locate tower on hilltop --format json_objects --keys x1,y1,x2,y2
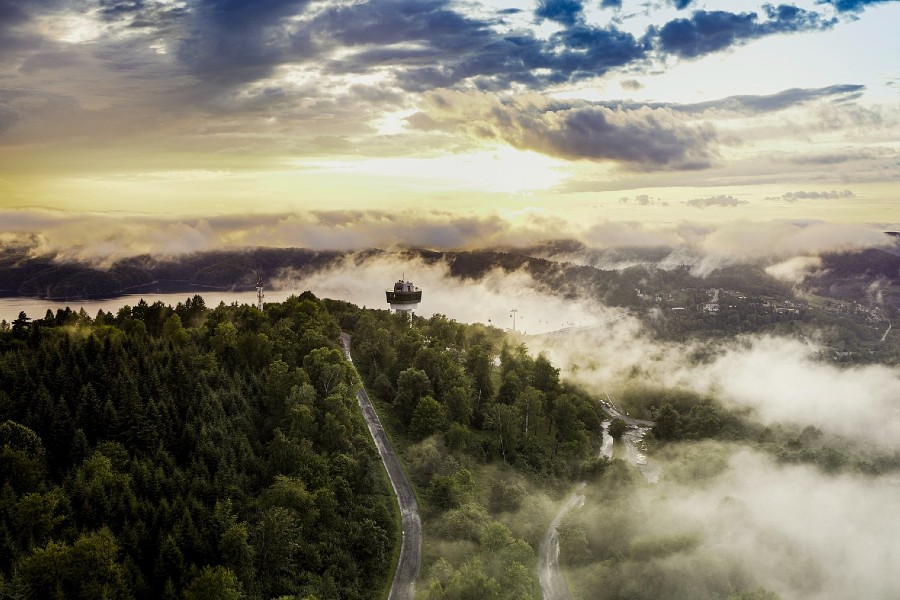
[
  {"x1": 386, "y1": 278, "x2": 421, "y2": 314},
  {"x1": 256, "y1": 275, "x2": 265, "y2": 312}
]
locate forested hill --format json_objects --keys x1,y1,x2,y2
[
  {"x1": 0, "y1": 294, "x2": 396, "y2": 599},
  {"x1": 0, "y1": 292, "x2": 615, "y2": 599},
  {"x1": 0, "y1": 247, "x2": 342, "y2": 299}
]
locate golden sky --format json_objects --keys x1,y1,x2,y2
[{"x1": 0, "y1": 0, "x2": 898, "y2": 254}]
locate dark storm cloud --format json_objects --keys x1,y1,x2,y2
[
  {"x1": 316, "y1": 0, "x2": 481, "y2": 47},
  {"x1": 323, "y1": 0, "x2": 647, "y2": 91},
  {"x1": 817, "y1": 0, "x2": 898, "y2": 12},
  {"x1": 601, "y1": 0, "x2": 623, "y2": 8},
  {"x1": 672, "y1": 0, "x2": 693, "y2": 8},
  {"x1": 656, "y1": 6, "x2": 835, "y2": 58},
  {"x1": 535, "y1": 0, "x2": 584, "y2": 25},
  {"x1": 176, "y1": 0, "x2": 316, "y2": 86},
  {"x1": 166, "y1": 0, "x2": 650, "y2": 96}
]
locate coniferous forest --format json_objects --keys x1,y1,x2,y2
[
  {"x1": 0, "y1": 293, "x2": 611, "y2": 599},
  {"x1": 0, "y1": 295, "x2": 397, "y2": 599}
]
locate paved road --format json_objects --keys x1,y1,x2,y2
[
  {"x1": 341, "y1": 333, "x2": 421, "y2": 600},
  {"x1": 539, "y1": 486, "x2": 585, "y2": 600}
]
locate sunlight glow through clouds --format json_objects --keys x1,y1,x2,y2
[
  {"x1": 302, "y1": 147, "x2": 569, "y2": 194},
  {"x1": 0, "y1": 0, "x2": 896, "y2": 227}
]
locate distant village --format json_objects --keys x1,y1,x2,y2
[{"x1": 635, "y1": 286, "x2": 888, "y2": 325}]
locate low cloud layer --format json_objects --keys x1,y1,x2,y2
[
  {"x1": 687, "y1": 336, "x2": 900, "y2": 448},
  {"x1": 592, "y1": 448, "x2": 900, "y2": 600},
  {"x1": 278, "y1": 252, "x2": 612, "y2": 335},
  {"x1": 1, "y1": 209, "x2": 893, "y2": 275},
  {"x1": 765, "y1": 255, "x2": 824, "y2": 283}
]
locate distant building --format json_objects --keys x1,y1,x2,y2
[
  {"x1": 256, "y1": 275, "x2": 265, "y2": 312},
  {"x1": 386, "y1": 279, "x2": 422, "y2": 314}
]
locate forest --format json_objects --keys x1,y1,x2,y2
[
  {"x1": 3, "y1": 292, "x2": 892, "y2": 599},
  {"x1": 0, "y1": 295, "x2": 397, "y2": 599},
  {"x1": 0, "y1": 292, "x2": 610, "y2": 599},
  {"x1": 327, "y1": 299, "x2": 611, "y2": 598}
]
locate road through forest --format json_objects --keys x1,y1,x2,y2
[
  {"x1": 341, "y1": 333, "x2": 421, "y2": 600},
  {"x1": 540, "y1": 393, "x2": 657, "y2": 600},
  {"x1": 538, "y1": 487, "x2": 585, "y2": 600}
]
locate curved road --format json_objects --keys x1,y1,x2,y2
[
  {"x1": 540, "y1": 393, "x2": 658, "y2": 600},
  {"x1": 539, "y1": 486, "x2": 585, "y2": 600},
  {"x1": 341, "y1": 333, "x2": 421, "y2": 600}
]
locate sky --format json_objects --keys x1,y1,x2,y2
[{"x1": 0, "y1": 0, "x2": 898, "y2": 255}]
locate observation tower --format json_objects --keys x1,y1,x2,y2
[
  {"x1": 256, "y1": 275, "x2": 265, "y2": 312},
  {"x1": 386, "y1": 278, "x2": 422, "y2": 314}
]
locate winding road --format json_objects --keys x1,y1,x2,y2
[
  {"x1": 341, "y1": 333, "x2": 421, "y2": 600},
  {"x1": 539, "y1": 486, "x2": 585, "y2": 600},
  {"x1": 539, "y1": 392, "x2": 658, "y2": 600}
]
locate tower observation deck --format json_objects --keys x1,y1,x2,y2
[{"x1": 386, "y1": 279, "x2": 422, "y2": 314}]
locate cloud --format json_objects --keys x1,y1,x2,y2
[
  {"x1": 523, "y1": 85, "x2": 866, "y2": 119},
  {"x1": 2, "y1": 210, "x2": 893, "y2": 284},
  {"x1": 0, "y1": 208, "x2": 564, "y2": 265},
  {"x1": 672, "y1": 84, "x2": 865, "y2": 115},
  {"x1": 411, "y1": 90, "x2": 718, "y2": 169},
  {"x1": 656, "y1": 7, "x2": 835, "y2": 59},
  {"x1": 571, "y1": 220, "x2": 893, "y2": 276},
  {"x1": 687, "y1": 336, "x2": 900, "y2": 448},
  {"x1": 672, "y1": 0, "x2": 693, "y2": 8},
  {"x1": 619, "y1": 194, "x2": 668, "y2": 206},
  {"x1": 535, "y1": 0, "x2": 584, "y2": 25},
  {"x1": 593, "y1": 449, "x2": 900, "y2": 600},
  {"x1": 765, "y1": 255, "x2": 823, "y2": 283},
  {"x1": 277, "y1": 251, "x2": 610, "y2": 334},
  {"x1": 320, "y1": 0, "x2": 756, "y2": 93},
  {"x1": 686, "y1": 195, "x2": 747, "y2": 208},
  {"x1": 695, "y1": 220, "x2": 891, "y2": 265},
  {"x1": 777, "y1": 190, "x2": 856, "y2": 202},
  {"x1": 786, "y1": 147, "x2": 893, "y2": 165},
  {"x1": 817, "y1": 0, "x2": 898, "y2": 12},
  {"x1": 177, "y1": 0, "x2": 316, "y2": 87}
]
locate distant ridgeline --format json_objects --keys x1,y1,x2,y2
[
  {"x1": 0, "y1": 247, "x2": 341, "y2": 300},
  {"x1": 2, "y1": 244, "x2": 899, "y2": 313}
]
